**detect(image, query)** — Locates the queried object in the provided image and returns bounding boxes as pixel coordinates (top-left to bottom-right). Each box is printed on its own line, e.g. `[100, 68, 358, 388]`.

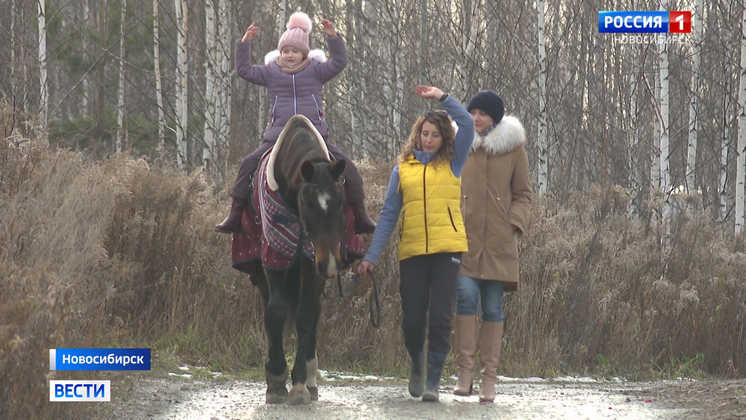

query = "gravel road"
[101, 373, 746, 420]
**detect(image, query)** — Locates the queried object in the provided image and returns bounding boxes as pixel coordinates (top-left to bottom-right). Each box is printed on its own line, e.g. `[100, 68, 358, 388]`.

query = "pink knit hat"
[278, 12, 312, 56]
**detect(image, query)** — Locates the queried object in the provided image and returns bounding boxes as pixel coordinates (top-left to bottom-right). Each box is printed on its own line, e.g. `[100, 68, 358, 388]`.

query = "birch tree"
[11, 0, 16, 109]
[95, 0, 109, 140]
[658, 1, 671, 219]
[736, 4, 746, 233]
[278, 0, 287, 39]
[720, 13, 732, 223]
[217, 0, 232, 181]
[457, 0, 479, 97]
[420, 0, 428, 88]
[82, 0, 90, 116]
[202, 0, 231, 182]
[204, 0, 218, 172]
[628, 47, 641, 216]
[537, 0, 548, 195]
[720, 100, 730, 221]
[38, 0, 49, 145]
[154, 0, 165, 150]
[175, 0, 188, 168]
[686, 0, 703, 198]
[651, 57, 661, 191]
[116, 0, 127, 153]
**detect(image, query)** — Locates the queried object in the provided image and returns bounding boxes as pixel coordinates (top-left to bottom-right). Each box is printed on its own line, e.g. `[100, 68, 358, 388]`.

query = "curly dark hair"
[398, 110, 456, 167]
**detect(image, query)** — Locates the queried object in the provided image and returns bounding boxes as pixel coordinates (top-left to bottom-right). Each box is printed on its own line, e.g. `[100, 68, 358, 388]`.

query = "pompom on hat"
[278, 12, 312, 56]
[467, 90, 504, 124]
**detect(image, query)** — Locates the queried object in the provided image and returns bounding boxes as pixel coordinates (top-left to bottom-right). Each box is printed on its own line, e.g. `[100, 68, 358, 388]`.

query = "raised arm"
[316, 19, 348, 83]
[235, 24, 271, 86]
[440, 96, 474, 177]
[414, 86, 475, 177]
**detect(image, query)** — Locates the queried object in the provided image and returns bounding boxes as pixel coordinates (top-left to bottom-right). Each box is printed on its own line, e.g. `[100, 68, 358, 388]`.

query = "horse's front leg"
[264, 269, 289, 404]
[287, 259, 320, 405]
[305, 274, 325, 402]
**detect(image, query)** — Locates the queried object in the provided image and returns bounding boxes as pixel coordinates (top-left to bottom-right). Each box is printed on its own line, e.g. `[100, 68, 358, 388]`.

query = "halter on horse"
[252, 115, 347, 405]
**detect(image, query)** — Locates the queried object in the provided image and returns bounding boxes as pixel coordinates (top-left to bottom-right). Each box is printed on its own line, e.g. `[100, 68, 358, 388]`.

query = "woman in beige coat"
[454, 90, 532, 402]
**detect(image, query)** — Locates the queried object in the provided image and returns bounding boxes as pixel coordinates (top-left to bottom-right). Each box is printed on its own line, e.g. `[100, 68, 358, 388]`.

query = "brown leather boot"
[478, 321, 503, 402]
[215, 198, 247, 233]
[350, 201, 376, 234]
[453, 315, 478, 396]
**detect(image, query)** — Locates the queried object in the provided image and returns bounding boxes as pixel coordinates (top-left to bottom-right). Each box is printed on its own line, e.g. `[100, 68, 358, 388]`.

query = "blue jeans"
[456, 276, 504, 322]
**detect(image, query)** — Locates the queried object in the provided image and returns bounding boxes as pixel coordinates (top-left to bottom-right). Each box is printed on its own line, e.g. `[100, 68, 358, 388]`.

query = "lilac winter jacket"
[235, 35, 348, 142]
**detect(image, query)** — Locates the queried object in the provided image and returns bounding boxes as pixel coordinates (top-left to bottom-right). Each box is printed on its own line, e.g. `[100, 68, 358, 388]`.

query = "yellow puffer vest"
[397, 156, 468, 260]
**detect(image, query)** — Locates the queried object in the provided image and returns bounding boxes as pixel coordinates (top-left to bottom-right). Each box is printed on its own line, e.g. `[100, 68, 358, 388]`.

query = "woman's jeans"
[456, 275, 504, 322]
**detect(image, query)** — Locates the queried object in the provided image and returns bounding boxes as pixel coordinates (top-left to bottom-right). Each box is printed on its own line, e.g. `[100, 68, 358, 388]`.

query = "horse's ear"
[328, 159, 346, 181]
[301, 160, 316, 182]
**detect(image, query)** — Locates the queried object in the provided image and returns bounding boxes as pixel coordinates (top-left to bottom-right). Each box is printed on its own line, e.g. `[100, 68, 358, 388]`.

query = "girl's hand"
[321, 19, 337, 38]
[414, 86, 444, 100]
[242, 24, 259, 42]
[358, 261, 375, 275]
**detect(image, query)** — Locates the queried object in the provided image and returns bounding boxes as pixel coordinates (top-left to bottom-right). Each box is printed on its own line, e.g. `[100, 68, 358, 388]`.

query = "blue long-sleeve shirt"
[363, 95, 475, 265]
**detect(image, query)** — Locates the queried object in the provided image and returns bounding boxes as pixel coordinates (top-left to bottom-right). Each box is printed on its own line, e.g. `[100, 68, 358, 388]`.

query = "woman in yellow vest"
[358, 85, 474, 402]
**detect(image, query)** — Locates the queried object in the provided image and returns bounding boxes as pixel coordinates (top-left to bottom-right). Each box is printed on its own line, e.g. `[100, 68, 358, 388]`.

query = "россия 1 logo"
[599, 11, 692, 33]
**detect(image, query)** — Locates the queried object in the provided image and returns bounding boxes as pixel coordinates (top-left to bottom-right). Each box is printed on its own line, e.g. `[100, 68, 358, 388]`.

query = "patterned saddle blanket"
[231, 151, 364, 276]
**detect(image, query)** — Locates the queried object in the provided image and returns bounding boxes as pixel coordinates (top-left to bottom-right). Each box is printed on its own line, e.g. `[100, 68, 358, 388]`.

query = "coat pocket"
[447, 207, 458, 232]
[268, 95, 279, 127]
[312, 94, 326, 126]
[398, 211, 406, 240]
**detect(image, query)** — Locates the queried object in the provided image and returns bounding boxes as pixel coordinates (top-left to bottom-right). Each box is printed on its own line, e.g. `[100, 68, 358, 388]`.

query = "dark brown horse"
[252, 115, 346, 405]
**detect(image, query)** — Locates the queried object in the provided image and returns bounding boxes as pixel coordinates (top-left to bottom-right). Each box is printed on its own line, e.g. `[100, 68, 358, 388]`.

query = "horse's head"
[298, 158, 347, 279]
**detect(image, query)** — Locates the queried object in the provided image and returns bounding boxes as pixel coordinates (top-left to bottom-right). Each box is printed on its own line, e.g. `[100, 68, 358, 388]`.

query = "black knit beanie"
[467, 90, 504, 124]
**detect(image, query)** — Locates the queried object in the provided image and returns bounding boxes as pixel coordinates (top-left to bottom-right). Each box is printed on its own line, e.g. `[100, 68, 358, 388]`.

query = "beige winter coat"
[459, 115, 532, 291]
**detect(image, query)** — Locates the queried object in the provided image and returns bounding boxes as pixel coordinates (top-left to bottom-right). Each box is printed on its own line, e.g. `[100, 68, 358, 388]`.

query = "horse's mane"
[273, 118, 330, 206]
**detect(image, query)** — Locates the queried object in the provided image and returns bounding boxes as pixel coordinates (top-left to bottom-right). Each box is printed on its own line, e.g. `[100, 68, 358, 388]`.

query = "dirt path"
[102, 374, 746, 420]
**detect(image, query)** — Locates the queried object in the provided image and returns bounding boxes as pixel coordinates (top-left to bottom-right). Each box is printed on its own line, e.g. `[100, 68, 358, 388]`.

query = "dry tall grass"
[2, 129, 745, 417]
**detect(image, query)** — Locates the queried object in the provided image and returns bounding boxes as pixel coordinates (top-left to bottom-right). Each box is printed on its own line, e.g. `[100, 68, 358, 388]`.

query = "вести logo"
[50, 380, 111, 402]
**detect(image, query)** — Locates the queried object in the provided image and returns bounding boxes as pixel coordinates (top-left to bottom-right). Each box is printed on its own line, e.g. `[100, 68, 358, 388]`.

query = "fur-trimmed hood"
[472, 115, 525, 155]
[264, 49, 327, 65]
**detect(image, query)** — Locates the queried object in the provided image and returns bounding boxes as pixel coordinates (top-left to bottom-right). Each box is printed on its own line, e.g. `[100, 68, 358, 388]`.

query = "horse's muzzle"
[316, 252, 339, 279]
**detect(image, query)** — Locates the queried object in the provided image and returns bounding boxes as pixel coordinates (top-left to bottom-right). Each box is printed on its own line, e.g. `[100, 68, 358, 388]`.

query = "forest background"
[1, 0, 745, 418]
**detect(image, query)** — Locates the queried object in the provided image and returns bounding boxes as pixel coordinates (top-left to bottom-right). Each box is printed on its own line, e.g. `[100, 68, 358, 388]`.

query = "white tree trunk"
[204, 0, 217, 172]
[629, 50, 640, 216]
[421, 0, 428, 87]
[652, 67, 661, 189]
[154, 0, 165, 150]
[38, 0, 49, 145]
[736, 6, 746, 234]
[11, 0, 15, 101]
[218, 0, 232, 181]
[175, 0, 188, 168]
[116, 0, 127, 154]
[720, 122, 729, 221]
[459, 0, 478, 97]
[83, 0, 90, 116]
[278, 0, 287, 38]
[686, 0, 703, 198]
[658, 1, 671, 218]
[537, 0, 548, 195]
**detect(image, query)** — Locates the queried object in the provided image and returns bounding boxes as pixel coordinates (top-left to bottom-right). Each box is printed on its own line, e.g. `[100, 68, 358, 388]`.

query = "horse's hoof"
[266, 392, 287, 404]
[265, 382, 288, 404]
[308, 386, 319, 401]
[287, 384, 311, 405]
